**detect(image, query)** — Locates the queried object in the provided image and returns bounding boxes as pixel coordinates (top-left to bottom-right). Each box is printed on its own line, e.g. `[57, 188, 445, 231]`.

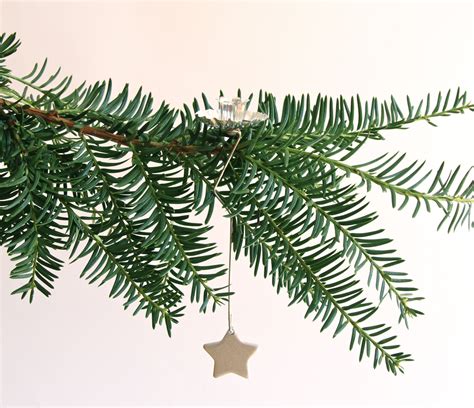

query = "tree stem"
[0, 98, 205, 154]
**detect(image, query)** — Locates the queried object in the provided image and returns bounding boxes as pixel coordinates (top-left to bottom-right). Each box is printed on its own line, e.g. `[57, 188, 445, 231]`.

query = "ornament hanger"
[199, 97, 268, 378]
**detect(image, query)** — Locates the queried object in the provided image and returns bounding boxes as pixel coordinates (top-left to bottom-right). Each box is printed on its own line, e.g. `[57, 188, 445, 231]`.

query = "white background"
[1, 0, 473, 407]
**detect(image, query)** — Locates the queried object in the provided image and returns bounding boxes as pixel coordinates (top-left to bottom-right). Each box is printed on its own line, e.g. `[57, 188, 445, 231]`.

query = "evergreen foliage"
[1, 33, 472, 374]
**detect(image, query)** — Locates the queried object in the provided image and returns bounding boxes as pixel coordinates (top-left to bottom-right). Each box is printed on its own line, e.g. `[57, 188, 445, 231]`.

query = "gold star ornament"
[203, 330, 257, 378]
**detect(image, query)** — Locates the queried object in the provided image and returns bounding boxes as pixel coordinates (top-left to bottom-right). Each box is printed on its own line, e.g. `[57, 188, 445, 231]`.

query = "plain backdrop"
[1, 0, 473, 407]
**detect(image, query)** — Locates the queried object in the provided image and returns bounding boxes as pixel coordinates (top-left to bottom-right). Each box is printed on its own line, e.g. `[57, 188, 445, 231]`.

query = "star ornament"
[203, 330, 257, 378]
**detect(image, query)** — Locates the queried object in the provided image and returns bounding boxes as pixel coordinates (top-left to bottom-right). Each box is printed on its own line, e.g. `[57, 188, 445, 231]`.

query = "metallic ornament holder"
[196, 96, 269, 129]
[196, 97, 269, 192]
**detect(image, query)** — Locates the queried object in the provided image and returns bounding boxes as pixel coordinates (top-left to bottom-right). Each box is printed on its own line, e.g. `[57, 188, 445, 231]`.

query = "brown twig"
[0, 98, 208, 155]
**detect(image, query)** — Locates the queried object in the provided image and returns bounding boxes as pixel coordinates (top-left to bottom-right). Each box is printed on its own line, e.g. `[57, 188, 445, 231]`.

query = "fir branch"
[0, 98, 199, 153]
[66, 205, 176, 335]
[244, 154, 421, 321]
[294, 150, 474, 230]
[127, 144, 226, 311]
[255, 202, 409, 374]
[1, 32, 472, 375]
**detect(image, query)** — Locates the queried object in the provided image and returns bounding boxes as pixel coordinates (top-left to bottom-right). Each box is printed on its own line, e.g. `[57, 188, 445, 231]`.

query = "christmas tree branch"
[0, 97, 202, 153]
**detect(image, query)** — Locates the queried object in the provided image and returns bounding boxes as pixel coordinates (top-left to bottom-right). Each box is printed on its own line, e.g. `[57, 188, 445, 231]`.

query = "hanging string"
[227, 218, 234, 334]
[212, 128, 241, 334]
